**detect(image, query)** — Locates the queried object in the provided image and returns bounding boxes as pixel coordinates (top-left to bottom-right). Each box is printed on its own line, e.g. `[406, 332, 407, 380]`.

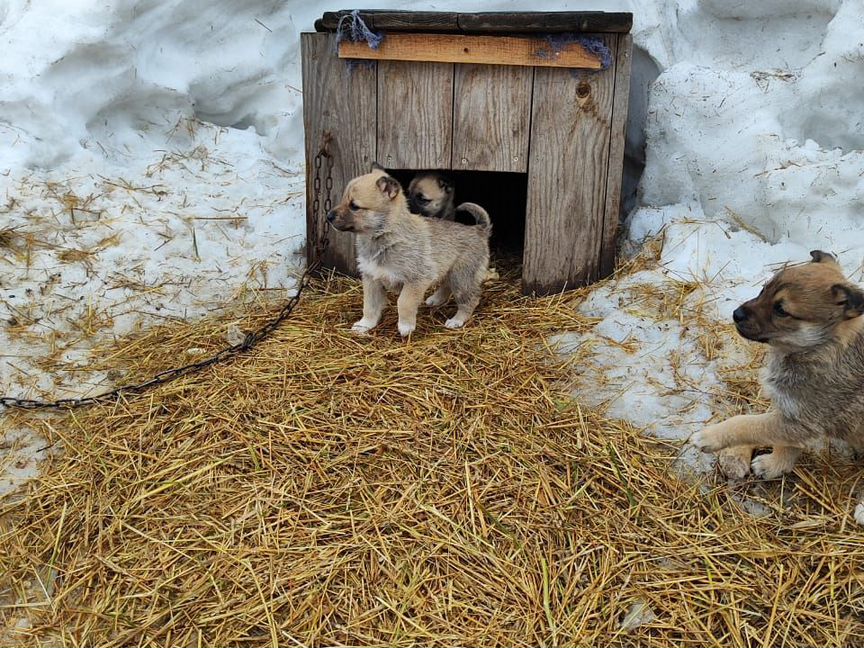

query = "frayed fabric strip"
[335, 10, 384, 50]
[543, 34, 612, 70]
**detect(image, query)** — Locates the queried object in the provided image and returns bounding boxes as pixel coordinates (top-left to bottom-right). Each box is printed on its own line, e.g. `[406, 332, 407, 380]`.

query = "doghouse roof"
[315, 10, 633, 35]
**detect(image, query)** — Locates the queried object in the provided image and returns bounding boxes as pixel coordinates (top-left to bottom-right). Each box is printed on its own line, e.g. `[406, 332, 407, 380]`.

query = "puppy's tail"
[456, 202, 492, 237]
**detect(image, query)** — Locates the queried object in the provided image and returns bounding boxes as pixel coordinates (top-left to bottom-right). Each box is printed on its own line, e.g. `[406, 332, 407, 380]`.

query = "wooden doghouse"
[302, 10, 633, 295]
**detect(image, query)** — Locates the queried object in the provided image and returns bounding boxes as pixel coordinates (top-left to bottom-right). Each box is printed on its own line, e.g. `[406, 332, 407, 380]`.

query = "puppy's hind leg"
[425, 282, 451, 307]
[718, 446, 755, 479]
[445, 266, 483, 329]
[352, 275, 387, 334]
[397, 282, 431, 337]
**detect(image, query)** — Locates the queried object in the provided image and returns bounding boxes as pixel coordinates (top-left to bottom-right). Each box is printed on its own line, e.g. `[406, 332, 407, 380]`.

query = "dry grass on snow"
[1, 275, 864, 646]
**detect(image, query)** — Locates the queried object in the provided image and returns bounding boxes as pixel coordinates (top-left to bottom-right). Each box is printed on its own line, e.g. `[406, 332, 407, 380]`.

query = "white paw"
[689, 428, 723, 453]
[351, 319, 376, 334]
[425, 294, 447, 307]
[751, 453, 794, 480]
[398, 321, 415, 337]
[855, 502, 864, 527]
[444, 318, 465, 329]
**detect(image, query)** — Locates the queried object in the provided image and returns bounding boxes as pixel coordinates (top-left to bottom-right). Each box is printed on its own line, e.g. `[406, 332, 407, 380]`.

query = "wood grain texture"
[599, 34, 633, 278]
[523, 35, 617, 295]
[457, 12, 633, 34]
[377, 61, 453, 169]
[301, 33, 376, 275]
[452, 65, 532, 172]
[316, 11, 633, 34]
[318, 10, 459, 33]
[339, 34, 602, 69]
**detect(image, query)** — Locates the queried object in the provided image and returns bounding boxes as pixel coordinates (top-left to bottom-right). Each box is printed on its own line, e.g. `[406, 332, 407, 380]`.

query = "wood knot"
[576, 82, 591, 99]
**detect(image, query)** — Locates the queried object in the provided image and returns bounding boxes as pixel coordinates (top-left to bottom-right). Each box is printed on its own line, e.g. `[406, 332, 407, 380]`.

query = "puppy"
[690, 250, 864, 524]
[326, 163, 491, 337]
[407, 171, 455, 220]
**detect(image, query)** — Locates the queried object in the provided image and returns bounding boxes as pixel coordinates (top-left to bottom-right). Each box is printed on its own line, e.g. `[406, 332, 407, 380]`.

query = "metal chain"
[0, 134, 335, 412]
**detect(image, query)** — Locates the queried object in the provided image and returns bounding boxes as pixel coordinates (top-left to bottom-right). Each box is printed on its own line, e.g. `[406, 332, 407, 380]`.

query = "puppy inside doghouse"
[326, 163, 492, 337]
[407, 171, 456, 220]
[690, 250, 864, 524]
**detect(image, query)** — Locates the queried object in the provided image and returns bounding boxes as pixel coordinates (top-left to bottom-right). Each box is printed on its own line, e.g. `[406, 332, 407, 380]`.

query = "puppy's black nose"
[326, 210, 336, 223]
[732, 306, 748, 323]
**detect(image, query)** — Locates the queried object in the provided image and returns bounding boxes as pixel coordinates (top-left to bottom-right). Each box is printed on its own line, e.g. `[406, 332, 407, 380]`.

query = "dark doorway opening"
[388, 169, 528, 273]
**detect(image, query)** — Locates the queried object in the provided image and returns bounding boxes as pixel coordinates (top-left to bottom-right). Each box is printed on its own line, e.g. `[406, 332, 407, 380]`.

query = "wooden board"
[377, 61, 453, 169]
[339, 34, 602, 69]
[599, 34, 633, 278]
[457, 12, 633, 34]
[452, 65, 532, 172]
[523, 35, 618, 295]
[317, 11, 633, 34]
[301, 33, 376, 275]
[317, 10, 460, 33]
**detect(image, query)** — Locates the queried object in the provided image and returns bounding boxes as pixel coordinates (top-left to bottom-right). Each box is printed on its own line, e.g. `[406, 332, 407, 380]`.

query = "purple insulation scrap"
[335, 10, 384, 49]
[541, 34, 612, 71]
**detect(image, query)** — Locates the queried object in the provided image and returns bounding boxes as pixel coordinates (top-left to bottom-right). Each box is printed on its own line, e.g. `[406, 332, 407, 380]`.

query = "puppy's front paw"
[398, 321, 415, 337]
[689, 427, 725, 453]
[751, 452, 795, 480]
[444, 318, 465, 329]
[854, 502, 864, 527]
[351, 319, 376, 334]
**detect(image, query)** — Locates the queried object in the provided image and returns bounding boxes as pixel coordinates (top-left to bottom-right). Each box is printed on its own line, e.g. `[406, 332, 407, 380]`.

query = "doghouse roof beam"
[315, 11, 633, 35]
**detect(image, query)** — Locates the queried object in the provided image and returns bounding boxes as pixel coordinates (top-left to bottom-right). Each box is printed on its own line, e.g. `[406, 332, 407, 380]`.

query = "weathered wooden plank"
[316, 11, 633, 34]
[301, 33, 376, 275]
[317, 10, 459, 33]
[458, 12, 632, 34]
[339, 34, 602, 69]
[523, 35, 618, 295]
[599, 34, 633, 278]
[452, 65, 532, 172]
[377, 61, 453, 169]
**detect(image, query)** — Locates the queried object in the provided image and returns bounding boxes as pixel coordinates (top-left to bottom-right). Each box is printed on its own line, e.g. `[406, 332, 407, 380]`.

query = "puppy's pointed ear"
[832, 283, 864, 318]
[376, 175, 402, 200]
[810, 250, 837, 264]
[437, 176, 454, 194]
[370, 162, 386, 172]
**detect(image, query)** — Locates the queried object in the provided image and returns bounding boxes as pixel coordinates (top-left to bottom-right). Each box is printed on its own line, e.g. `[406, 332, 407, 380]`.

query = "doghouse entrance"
[388, 169, 528, 271]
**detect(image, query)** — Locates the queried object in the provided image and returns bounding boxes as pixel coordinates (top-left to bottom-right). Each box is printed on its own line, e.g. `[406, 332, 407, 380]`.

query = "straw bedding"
[2, 275, 864, 647]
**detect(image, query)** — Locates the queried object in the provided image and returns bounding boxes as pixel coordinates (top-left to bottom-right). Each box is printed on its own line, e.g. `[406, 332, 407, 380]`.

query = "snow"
[2, 0, 864, 486]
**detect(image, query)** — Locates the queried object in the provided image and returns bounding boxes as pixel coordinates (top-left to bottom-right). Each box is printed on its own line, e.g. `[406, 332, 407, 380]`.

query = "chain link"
[0, 134, 335, 412]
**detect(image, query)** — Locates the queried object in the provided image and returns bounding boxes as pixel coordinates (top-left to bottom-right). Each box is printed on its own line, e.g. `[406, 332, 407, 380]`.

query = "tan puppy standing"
[326, 164, 491, 337]
[690, 250, 864, 524]
[407, 171, 455, 220]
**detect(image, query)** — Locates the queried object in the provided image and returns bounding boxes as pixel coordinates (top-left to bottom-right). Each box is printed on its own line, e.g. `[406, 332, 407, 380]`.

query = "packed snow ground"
[2, 0, 864, 493]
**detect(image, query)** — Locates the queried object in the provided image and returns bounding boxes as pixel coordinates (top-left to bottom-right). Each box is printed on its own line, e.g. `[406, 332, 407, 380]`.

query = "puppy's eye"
[349, 201, 360, 211]
[418, 197, 430, 205]
[773, 302, 789, 317]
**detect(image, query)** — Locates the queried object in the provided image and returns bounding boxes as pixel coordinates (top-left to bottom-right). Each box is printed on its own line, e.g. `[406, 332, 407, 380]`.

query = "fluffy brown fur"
[326, 164, 492, 337]
[690, 250, 864, 524]
[407, 172, 455, 220]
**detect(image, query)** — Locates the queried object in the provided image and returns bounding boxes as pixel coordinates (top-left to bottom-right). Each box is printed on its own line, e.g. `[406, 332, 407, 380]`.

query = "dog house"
[302, 10, 633, 295]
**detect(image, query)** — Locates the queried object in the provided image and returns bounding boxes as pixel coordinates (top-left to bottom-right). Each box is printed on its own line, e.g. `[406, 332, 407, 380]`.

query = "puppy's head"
[733, 250, 864, 350]
[407, 172, 454, 218]
[326, 163, 404, 233]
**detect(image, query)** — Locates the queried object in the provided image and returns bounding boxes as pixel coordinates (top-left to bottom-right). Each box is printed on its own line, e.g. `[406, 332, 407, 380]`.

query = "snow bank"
[2, 0, 864, 485]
